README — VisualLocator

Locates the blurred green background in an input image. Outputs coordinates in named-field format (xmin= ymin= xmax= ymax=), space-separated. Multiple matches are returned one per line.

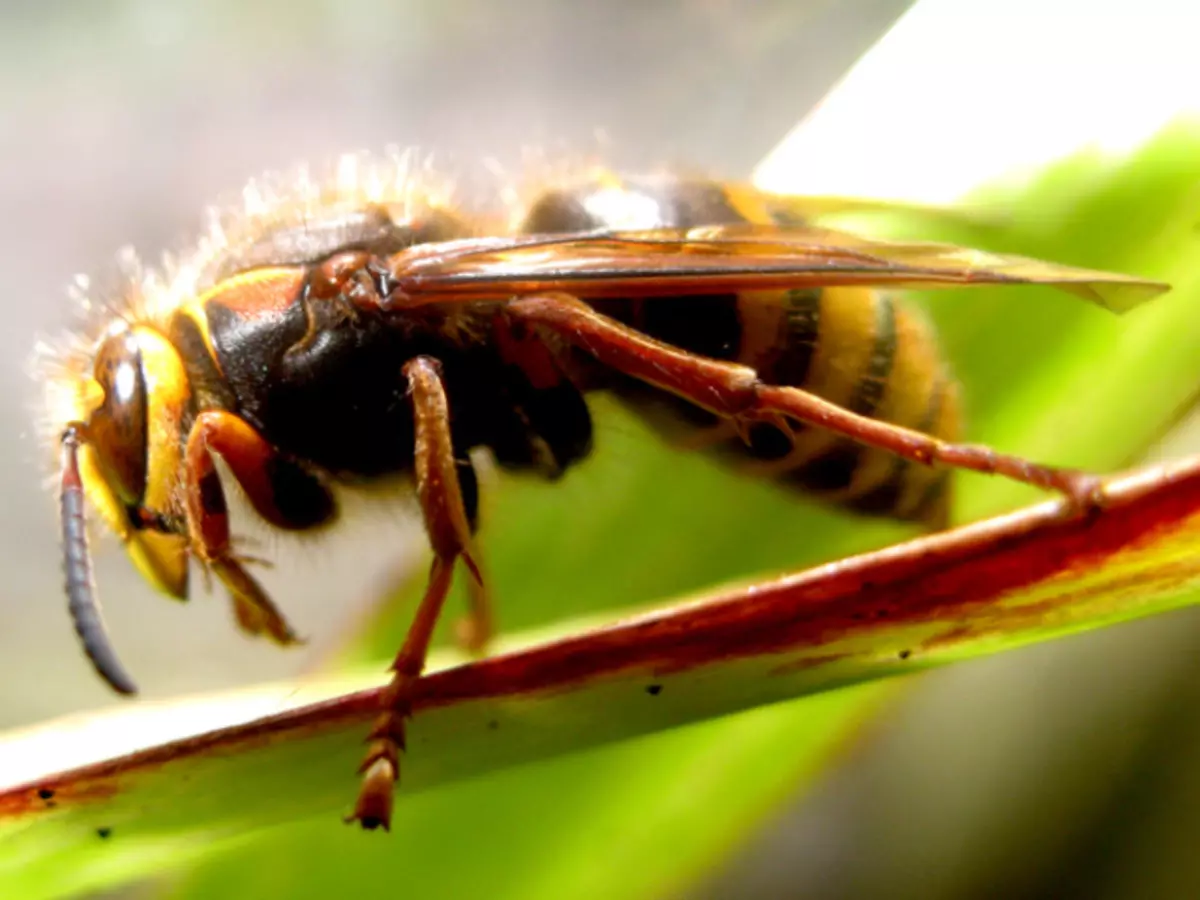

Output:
xmin=6 ymin=1 xmax=1200 ymax=898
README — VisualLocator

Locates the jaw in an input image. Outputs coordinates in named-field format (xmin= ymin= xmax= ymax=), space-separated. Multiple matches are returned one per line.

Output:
xmin=76 ymin=439 xmax=190 ymax=600
xmin=126 ymin=529 xmax=190 ymax=600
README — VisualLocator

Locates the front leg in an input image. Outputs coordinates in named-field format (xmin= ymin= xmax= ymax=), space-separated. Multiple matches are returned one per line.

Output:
xmin=183 ymin=410 xmax=333 ymax=643
xmin=506 ymin=294 xmax=1104 ymax=511
xmin=348 ymin=356 xmax=488 ymax=831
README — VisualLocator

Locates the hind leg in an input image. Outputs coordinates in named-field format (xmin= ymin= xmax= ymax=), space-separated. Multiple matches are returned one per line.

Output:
xmin=506 ymin=294 xmax=1103 ymax=510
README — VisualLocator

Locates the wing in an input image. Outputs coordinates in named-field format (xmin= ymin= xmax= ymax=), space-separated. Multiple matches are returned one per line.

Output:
xmin=388 ymin=224 xmax=1169 ymax=314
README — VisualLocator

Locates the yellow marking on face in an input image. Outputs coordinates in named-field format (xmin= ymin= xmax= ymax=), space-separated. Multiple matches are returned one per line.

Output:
xmin=78 ymin=326 xmax=193 ymax=599
xmin=132 ymin=328 xmax=189 ymax=514
xmin=79 ymin=440 xmax=189 ymax=599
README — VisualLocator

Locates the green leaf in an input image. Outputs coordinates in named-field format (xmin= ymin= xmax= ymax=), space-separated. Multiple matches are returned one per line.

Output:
xmin=7 ymin=456 xmax=1200 ymax=898
xmin=4 ymin=120 xmax=1200 ymax=900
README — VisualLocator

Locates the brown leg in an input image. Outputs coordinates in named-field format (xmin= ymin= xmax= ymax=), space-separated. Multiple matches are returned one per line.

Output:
xmin=183 ymin=411 xmax=307 ymax=644
xmin=367 ymin=558 xmax=493 ymax=656
xmin=506 ymin=294 xmax=1103 ymax=508
xmin=348 ymin=356 xmax=486 ymax=831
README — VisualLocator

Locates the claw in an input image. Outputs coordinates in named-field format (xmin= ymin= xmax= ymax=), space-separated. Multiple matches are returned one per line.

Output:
xmin=212 ymin=556 xmax=303 ymax=645
xmin=346 ymin=757 xmax=395 ymax=831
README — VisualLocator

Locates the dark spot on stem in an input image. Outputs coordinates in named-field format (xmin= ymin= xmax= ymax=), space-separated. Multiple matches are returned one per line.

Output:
xmin=646 ymin=684 xmax=663 ymax=696
xmin=37 ymin=788 xmax=55 ymax=801
xmin=96 ymin=826 xmax=112 ymax=839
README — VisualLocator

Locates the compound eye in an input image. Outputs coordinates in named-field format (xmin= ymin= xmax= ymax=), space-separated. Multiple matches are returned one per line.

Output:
xmin=89 ymin=333 xmax=148 ymax=505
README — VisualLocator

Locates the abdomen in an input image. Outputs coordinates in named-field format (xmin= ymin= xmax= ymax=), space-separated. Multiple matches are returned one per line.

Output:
xmin=516 ymin=173 xmax=962 ymax=527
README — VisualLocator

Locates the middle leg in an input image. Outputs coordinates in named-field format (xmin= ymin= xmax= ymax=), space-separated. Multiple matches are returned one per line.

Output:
xmin=348 ymin=355 xmax=487 ymax=831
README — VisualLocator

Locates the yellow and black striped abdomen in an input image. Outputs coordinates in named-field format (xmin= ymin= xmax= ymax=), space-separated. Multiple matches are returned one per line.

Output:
xmin=598 ymin=286 xmax=960 ymax=528
xmin=735 ymin=285 xmax=960 ymax=526
xmin=516 ymin=173 xmax=962 ymax=527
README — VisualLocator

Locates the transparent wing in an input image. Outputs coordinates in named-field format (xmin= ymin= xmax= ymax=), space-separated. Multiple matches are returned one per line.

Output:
xmin=389 ymin=223 xmax=1168 ymax=313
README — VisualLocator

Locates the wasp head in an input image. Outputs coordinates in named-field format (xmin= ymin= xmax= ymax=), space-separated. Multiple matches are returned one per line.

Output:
xmin=54 ymin=322 xmax=193 ymax=695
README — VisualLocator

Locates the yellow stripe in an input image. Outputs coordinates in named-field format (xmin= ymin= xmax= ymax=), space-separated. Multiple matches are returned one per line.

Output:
xmin=193 ymin=266 xmax=297 ymax=307
xmin=176 ymin=300 xmax=217 ymax=359
xmin=784 ymin=286 xmax=878 ymax=466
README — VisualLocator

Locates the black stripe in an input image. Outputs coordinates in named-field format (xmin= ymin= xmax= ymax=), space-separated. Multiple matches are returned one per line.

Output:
xmin=908 ymin=469 xmax=952 ymax=527
xmin=169 ymin=314 xmax=238 ymax=411
xmin=744 ymin=422 xmax=794 ymax=461
xmin=517 ymin=381 xmax=595 ymax=477
xmin=774 ymin=288 xmax=822 ymax=388
xmin=520 ymin=178 xmax=749 ymax=236
xmin=605 ymin=293 xmax=726 ymax=431
xmin=638 ymin=294 xmax=742 ymax=361
xmin=785 ymin=291 xmax=898 ymax=493
xmin=666 ymin=180 xmax=747 ymax=227
xmin=841 ymin=467 xmax=905 ymax=518
xmin=519 ymin=190 xmax=598 ymax=233
xmin=785 ymin=443 xmax=862 ymax=493
xmin=847 ymin=373 xmax=947 ymax=518
xmin=694 ymin=286 xmax=824 ymax=462
xmin=848 ymin=292 xmax=896 ymax=417
xmin=736 ymin=288 xmax=822 ymax=462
